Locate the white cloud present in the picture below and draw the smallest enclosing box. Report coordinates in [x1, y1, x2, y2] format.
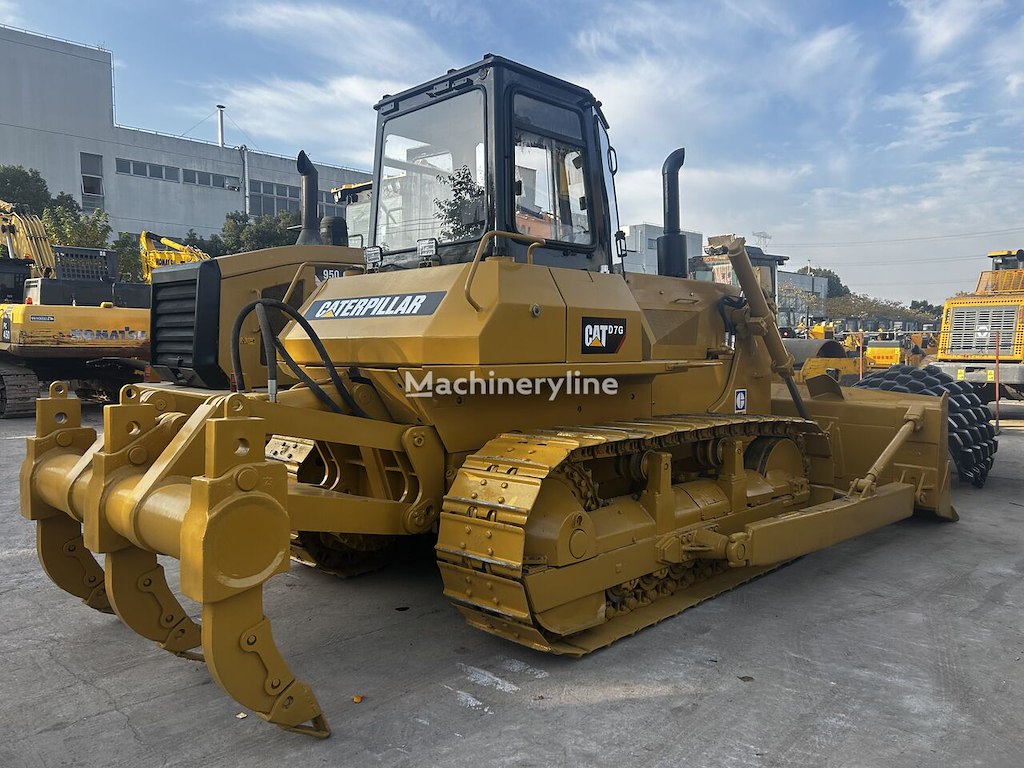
[877, 80, 976, 150]
[210, 74, 402, 169]
[217, 2, 452, 80]
[980, 14, 1024, 97]
[0, 0, 27, 28]
[720, 0, 797, 36]
[195, 0, 1022, 303]
[897, 0, 1003, 60]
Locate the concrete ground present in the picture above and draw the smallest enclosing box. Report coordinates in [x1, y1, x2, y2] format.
[2, 404, 1023, 768]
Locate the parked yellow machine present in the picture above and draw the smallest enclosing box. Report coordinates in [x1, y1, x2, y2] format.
[0, 200, 149, 414]
[932, 249, 1024, 400]
[22, 57, 967, 739]
[139, 231, 209, 282]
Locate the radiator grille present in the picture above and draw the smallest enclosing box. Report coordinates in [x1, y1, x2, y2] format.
[150, 277, 197, 369]
[946, 305, 1017, 355]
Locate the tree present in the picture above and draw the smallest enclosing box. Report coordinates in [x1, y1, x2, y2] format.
[111, 232, 143, 282]
[909, 299, 942, 323]
[825, 293, 933, 326]
[434, 166, 484, 241]
[797, 265, 851, 298]
[219, 210, 300, 254]
[49, 192, 82, 215]
[182, 228, 226, 257]
[0, 165, 52, 215]
[777, 281, 823, 327]
[41, 206, 112, 248]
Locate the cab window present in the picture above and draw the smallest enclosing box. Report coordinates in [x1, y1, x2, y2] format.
[512, 94, 592, 245]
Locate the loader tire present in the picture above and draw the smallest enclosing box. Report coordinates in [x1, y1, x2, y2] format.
[854, 364, 996, 487]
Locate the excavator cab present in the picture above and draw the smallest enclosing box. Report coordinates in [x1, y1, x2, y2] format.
[367, 55, 622, 271]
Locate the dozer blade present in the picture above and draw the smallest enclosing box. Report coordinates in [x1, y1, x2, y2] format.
[21, 384, 329, 737]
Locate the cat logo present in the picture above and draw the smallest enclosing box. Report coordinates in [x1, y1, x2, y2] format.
[581, 316, 626, 354]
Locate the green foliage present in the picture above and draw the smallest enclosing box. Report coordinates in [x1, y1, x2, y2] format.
[797, 265, 851, 298]
[112, 232, 143, 282]
[40, 206, 112, 248]
[182, 229, 226, 257]
[0, 165, 52, 215]
[825, 293, 933, 324]
[434, 166, 484, 241]
[219, 210, 300, 254]
[49, 192, 81, 215]
[909, 299, 942, 322]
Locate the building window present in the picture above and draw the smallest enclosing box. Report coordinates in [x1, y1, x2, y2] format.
[116, 158, 180, 183]
[82, 175, 103, 195]
[647, 238, 657, 250]
[249, 179, 342, 219]
[182, 170, 241, 190]
[80, 153, 104, 212]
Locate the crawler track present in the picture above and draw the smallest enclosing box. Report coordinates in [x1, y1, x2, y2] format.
[437, 414, 827, 654]
[0, 361, 39, 418]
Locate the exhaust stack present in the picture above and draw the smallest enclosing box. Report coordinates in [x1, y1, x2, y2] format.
[295, 151, 321, 246]
[657, 147, 688, 278]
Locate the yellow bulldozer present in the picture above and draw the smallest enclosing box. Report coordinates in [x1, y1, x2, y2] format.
[22, 56, 972, 739]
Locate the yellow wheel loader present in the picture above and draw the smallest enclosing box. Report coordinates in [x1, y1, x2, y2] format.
[22, 56, 963, 739]
[932, 249, 1024, 401]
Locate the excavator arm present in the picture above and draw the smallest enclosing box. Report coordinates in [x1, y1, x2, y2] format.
[0, 199, 56, 274]
[139, 231, 209, 283]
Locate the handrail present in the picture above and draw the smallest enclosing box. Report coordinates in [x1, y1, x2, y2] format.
[463, 230, 546, 312]
[281, 260, 362, 306]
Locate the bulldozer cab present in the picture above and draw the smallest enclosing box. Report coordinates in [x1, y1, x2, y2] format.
[368, 55, 621, 271]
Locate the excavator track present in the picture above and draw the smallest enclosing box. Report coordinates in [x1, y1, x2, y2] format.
[437, 414, 827, 655]
[0, 361, 39, 418]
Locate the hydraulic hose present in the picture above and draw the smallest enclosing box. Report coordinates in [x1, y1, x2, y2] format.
[230, 297, 368, 418]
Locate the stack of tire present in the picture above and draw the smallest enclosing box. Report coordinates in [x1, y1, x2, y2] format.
[853, 364, 997, 487]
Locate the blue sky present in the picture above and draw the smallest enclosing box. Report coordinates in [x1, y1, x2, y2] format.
[3, 0, 1023, 302]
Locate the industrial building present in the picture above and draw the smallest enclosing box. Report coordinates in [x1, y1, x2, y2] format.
[0, 26, 370, 239]
[621, 222, 703, 274]
[621, 223, 828, 326]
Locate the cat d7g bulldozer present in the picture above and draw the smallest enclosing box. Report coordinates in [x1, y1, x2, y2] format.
[21, 56, 955, 738]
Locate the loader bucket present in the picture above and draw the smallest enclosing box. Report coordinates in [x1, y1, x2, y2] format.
[20, 383, 330, 737]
